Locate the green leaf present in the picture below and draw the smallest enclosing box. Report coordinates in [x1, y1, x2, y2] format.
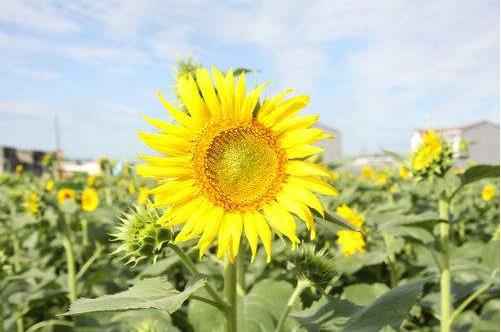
[292, 295, 360, 331]
[63, 275, 206, 316]
[341, 278, 429, 332]
[462, 165, 500, 185]
[343, 283, 390, 306]
[313, 209, 359, 232]
[188, 279, 299, 332]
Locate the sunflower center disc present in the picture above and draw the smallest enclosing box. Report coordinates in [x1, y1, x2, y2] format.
[198, 123, 286, 211]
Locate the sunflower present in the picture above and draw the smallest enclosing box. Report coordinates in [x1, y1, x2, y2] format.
[46, 179, 55, 192]
[57, 188, 76, 205]
[481, 184, 497, 202]
[81, 188, 99, 212]
[361, 166, 374, 180]
[335, 204, 365, 257]
[399, 165, 411, 181]
[137, 67, 336, 262]
[25, 192, 40, 216]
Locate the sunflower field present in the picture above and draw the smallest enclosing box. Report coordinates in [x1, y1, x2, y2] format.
[0, 67, 499, 332]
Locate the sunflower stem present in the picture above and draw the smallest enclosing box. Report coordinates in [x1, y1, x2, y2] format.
[275, 278, 310, 332]
[237, 247, 246, 294]
[15, 307, 23, 332]
[439, 196, 451, 332]
[224, 259, 238, 332]
[81, 218, 89, 247]
[168, 244, 226, 309]
[63, 214, 77, 303]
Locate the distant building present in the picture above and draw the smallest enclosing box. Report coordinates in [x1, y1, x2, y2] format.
[411, 121, 500, 165]
[0, 146, 47, 175]
[315, 123, 342, 162]
[349, 154, 398, 171]
[61, 161, 101, 176]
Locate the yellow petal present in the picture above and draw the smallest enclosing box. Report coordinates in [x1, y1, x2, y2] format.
[259, 95, 309, 128]
[148, 179, 195, 195]
[272, 115, 319, 134]
[288, 176, 337, 195]
[157, 91, 193, 129]
[240, 82, 268, 121]
[286, 161, 330, 177]
[197, 206, 225, 258]
[196, 68, 222, 119]
[175, 200, 212, 242]
[253, 212, 272, 262]
[164, 196, 205, 226]
[282, 181, 324, 216]
[143, 116, 193, 139]
[152, 184, 199, 207]
[242, 211, 259, 262]
[280, 128, 329, 149]
[137, 132, 191, 156]
[285, 145, 324, 159]
[263, 201, 299, 246]
[177, 74, 210, 123]
[257, 89, 293, 120]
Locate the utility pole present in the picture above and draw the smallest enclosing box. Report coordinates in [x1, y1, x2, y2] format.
[54, 114, 62, 179]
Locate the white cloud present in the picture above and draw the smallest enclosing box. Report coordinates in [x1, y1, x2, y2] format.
[0, 0, 79, 33]
[0, 100, 59, 118]
[12, 67, 59, 81]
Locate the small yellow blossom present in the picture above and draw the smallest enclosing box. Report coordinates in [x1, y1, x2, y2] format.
[389, 184, 398, 194]
[45, 179, 54, 192]
[86, 175, 97, 187]
[81, 188, 99, 212]
[25, 193, 40, 215]
[481, 184, 497, 202]
[336, 204, 365, 257]
[337, 231, 366, 257]
[399, 165, 411, 181]
[412, 130, 442, 172]
[15, 164, 23, 175]
[375, 171, 388, 186]
[336, 204, 364, 228]
[57, 188, 76, 205]
[453, 168, 465, 175]
[330, 171, 341, 182]
[361, 166, 374, 180]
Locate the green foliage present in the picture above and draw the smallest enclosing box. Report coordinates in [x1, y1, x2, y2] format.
[64, 275, 206, 315]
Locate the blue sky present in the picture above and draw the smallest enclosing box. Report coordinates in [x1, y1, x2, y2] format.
[0, 0, 499, 160]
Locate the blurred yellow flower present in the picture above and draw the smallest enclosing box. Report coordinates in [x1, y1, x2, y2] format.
[86, 175, 97, 187]
[412, 130, 442, 172]
[81, 188, 99, 212]
[389, 184, 398, 194]
[337, 231, 366, 257]
[335, 204, 365, 257]
[25, 193, 40, 215]
[57, 188, 76, 205]
[15, 164, 23, 175]
[45, 179, 54, 192]
[336, 204, 364, 228]
[481, 184, 497, 202]
[330, 171, 341, 182]
[399, 165, 411, 181]
[375, 171, 388, 186]
[361, 166, 374, 180]
[137, 67, 335, 262]
[453, 168, 465, 175]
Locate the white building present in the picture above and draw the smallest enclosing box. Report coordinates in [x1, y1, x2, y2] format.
[314, 123, 342, 162]
[411, 121, 500, 165]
